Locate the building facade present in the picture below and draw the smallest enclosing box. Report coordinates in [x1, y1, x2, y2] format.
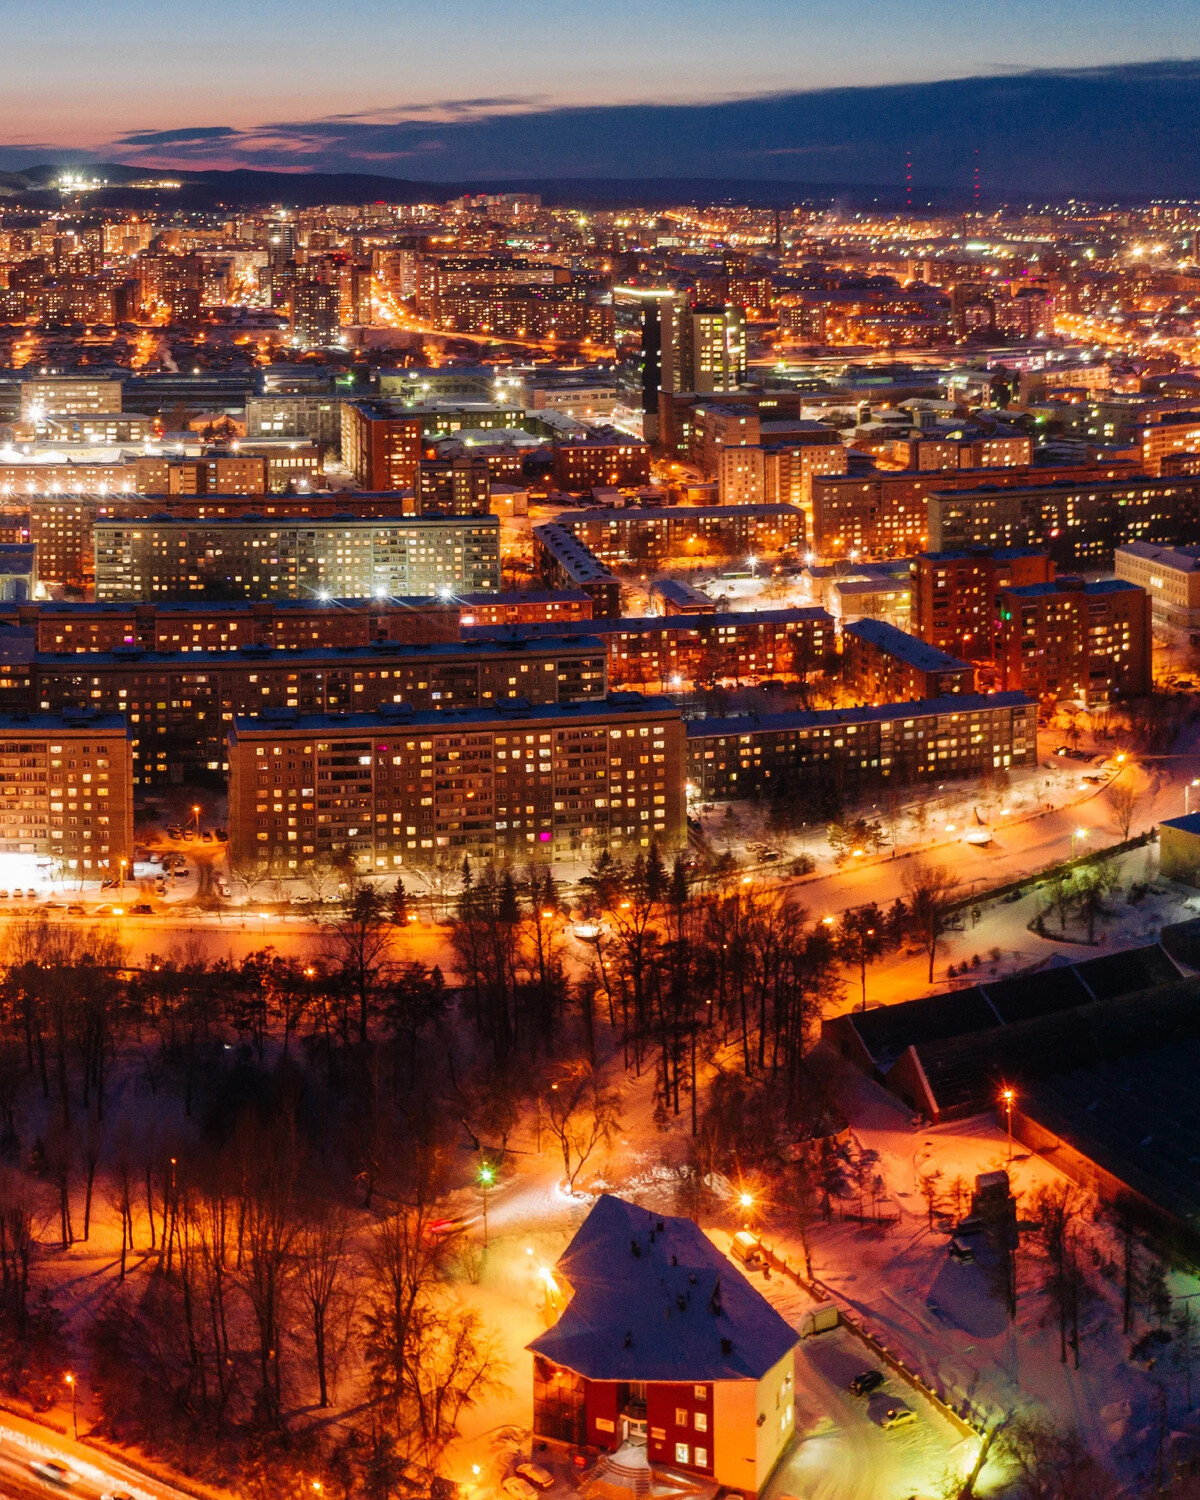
[994, 577, 1152, 704]
[911, 547, 1054, 658]
[0, 712, 133, 875]
[1114, 541, 1200, 629]
[227, 696, 685, 871]
[687, 692, 1037, 801]
[93, 515, 502, 600]
[22, 636, 606, 787]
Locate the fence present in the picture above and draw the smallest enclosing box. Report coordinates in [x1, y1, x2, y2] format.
[751, 1235, 986, 1441]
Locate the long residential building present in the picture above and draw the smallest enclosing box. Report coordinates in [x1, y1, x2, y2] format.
[926, 475, 1200, 566]
[10, 636, 606, 787]
[466, 609, 835, 689]
[0, 711, 133, 875]
[227, 695, 685, 872]
[12, 592, 590, 654]
[810, 460, 1139, 558]
[686, 692, 1037, 801]
[93, 514, 502, 600]
[553, 505, 805, 567]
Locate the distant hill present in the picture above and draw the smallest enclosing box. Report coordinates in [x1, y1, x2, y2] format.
[0, 163, 960, 213]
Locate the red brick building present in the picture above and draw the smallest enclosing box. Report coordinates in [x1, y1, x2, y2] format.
[340, 401, 423, 489]
[911, 547, 1054, 659]
[994, 577, 1152, 704]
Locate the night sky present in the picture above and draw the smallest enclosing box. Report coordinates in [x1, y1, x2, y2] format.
[4, 0, 1200, 191]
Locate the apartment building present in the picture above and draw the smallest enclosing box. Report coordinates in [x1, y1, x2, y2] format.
[227, 695, 685, 871]
[0, 711, 133, 874]
[994, 577, 1152, 704]
[686, 692, 1037, 801]
[911, 547, 1054, 658]
[926, 476, 1200, 566]
[93, 514, 502, 600]
[24, 637, 607, 787]
[1114, 541, 1200, 629]
[842, 618, 976, 701]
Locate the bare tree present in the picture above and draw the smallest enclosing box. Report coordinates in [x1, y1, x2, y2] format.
[1107, 778, 1139, 841]
[544, 1059, 622, 1191]
[297, 1195, 353, 1409]
[363, 1202, 506, 1468]
[901, 862, 958, 983]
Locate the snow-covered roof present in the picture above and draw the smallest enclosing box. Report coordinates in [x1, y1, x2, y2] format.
[527, 1194, 797, 1384]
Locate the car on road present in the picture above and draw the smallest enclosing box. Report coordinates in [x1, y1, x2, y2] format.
[30, 1457, 77, 1484]
[948, 1237, 975, 1263]
[66, 904, 84, 915]
[502, 1477, 539, 1500]
[130, 903, 153, 915]
[849, 1369, 885, 1396]
[881, 1406, 916, 1429]
[516, 1463, 555, 1489]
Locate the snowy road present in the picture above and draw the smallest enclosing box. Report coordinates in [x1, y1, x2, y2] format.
[0, 1410, 192, 1500]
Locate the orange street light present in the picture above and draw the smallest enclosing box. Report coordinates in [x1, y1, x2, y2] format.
[1001, 1086, 1016, 1161]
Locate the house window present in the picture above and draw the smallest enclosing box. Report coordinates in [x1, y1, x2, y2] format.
[675, 1444, 689, 1466]
[693, 1385, 707, 1402]
[694, 1448, 708, 1469]
[694, 1412, 707, 1432]
[675, 1409, 688, 1428]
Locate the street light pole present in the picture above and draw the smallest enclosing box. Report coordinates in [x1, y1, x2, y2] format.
[478, 1163, 494, 1248]
[1002, 1088, 1015, 1163]
[64, 1373, 77, 1439]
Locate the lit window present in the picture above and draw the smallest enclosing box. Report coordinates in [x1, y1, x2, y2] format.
[674, 1444, 689, 1466]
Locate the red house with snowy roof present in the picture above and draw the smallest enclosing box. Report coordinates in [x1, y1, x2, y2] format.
[528, 1194, 799, 1499]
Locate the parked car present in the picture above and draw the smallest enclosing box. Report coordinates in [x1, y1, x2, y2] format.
[849, 1369, 885, 1396]
[201, 830, 214, 843]
[214, 827, 228, 841]
[516, 1463, 555, 1490]
[502, 1477, 539, 1500]
[948, 1238, 975, 1263]
[66, 904, 84, 915]
[24, 888, 36, 898]
[130, 903, 153, 915]
[30, 1457, 77, 1484]
[881, 1406, 916, 1429]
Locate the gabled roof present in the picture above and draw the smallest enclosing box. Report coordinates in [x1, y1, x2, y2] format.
[527, 1194, 797, 1383]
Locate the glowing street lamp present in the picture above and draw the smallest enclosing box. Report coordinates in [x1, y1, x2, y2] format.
[191, 803, 202, 839]
[1070, 827, 1088, 857]
[1001, 1087, 1015, 1162]
[478, 1162, 496, 1248]
[64, 1372, 77, 1438]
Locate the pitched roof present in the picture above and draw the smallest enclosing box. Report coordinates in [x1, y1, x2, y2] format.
[527, 1194, 797, 1383]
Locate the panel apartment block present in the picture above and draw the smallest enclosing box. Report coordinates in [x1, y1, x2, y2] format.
[687, 692, 1037, 800]
[227, 695, 685, 871]
[93, 514, 501, 600]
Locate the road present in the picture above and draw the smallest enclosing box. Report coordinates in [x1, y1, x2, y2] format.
[0, 1406, 192, 1500]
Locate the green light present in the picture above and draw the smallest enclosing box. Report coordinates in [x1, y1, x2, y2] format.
[478, 1165, 495, 1186]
